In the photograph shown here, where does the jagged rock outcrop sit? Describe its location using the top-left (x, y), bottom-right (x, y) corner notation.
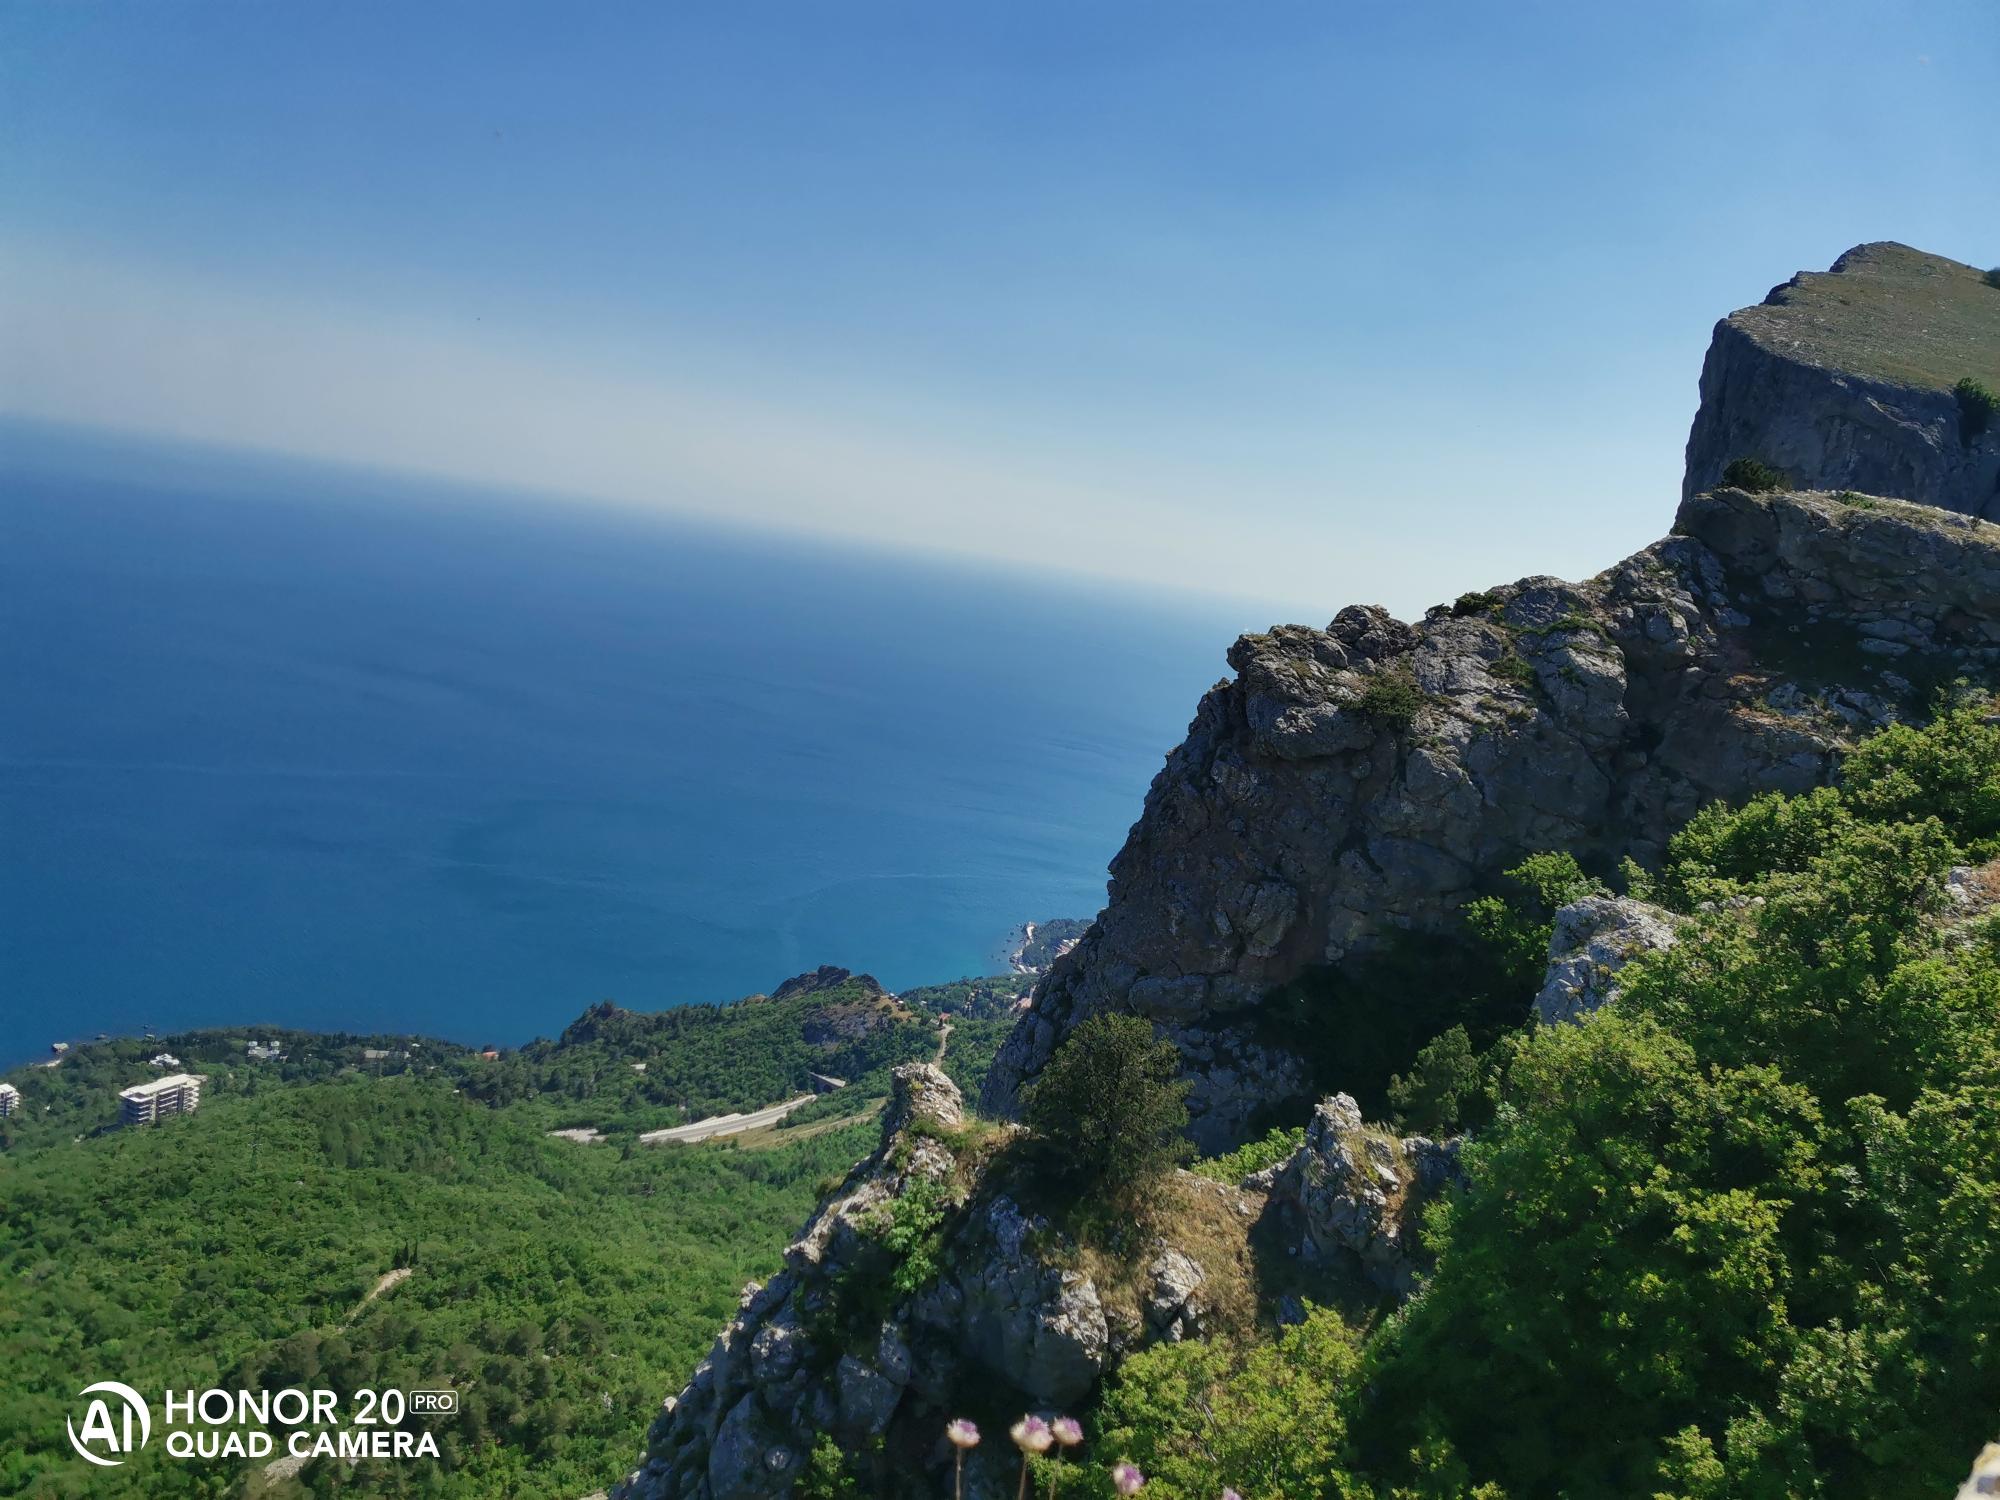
top-left (1251, 1093), bottom-right (1465, 1294)
top-left (1683, 243), bottom-right (2000, 516)
top-left (617, 1063), bottom-right (1242, 1500)
top-left (1533, 895), bottom-right (1678, 1026)
top-left (985, 486), bottom-right (2000, 1150)
top-left (1141, 1246), bottom-right (1207, 1342)
top-left (615, 1064), bottom-right (960, 1500)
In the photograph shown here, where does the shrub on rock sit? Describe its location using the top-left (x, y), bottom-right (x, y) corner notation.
top-left (1022, 1013), bottom-right (1191, 1197)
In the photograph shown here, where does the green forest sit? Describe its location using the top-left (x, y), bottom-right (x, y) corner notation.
top-left (459, 976), bottom-right (942, 1129)
top-left (0, 1076), bottom-right (877, 1498)
top-left (0, 974), bottom-right (944, 1155)
top-left (0, 969), bottom-right (1018, 1498)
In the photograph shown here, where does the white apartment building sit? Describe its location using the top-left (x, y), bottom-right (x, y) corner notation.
top-left (0, 1082), bottom-right (20, 1117)
top-left (120, 1073), bottom-right (204, 1126)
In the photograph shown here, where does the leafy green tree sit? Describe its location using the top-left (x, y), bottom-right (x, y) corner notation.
top-left (1090, 1305), bottom-right (1372, 1499)
top-left (1721, 456), bottom-right (1785, 492)
top-left (798, 1435), bottom-right (863, 1498)
top-left (1387, 1025), bottom-right (1490, 1135)
top-left (1022, 1013), bottom-right (1191, 1196)
top-left (873, 1173), bottom-right (949, 1295)
top-left (1839, 696), bottom-right (2000, 857)
top-left (1360, 709), bottom-right (2000, 1498)
top-left (1465, 850), bottom-right (1605, 991)
top-left (1367, 1008), bottom-right (1829, 1495)
top-left (1651, 785), bottom-right (1853, 907)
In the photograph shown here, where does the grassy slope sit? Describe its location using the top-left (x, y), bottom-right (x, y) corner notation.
top-left (1730, 240), bottom-right (2000, 391)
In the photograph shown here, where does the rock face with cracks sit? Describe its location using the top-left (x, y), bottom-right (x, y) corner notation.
top-left (984, 486), bottom-right (2000, 1150)
top-left (615, 1064), bottom-right (1229, 1500)
top-left (1534, 895), bottom-right (1679, 1026)
top-left (1250, 1093), bottom-right (1465, 1296)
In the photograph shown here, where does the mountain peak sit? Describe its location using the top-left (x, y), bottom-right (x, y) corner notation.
top-left (1684, 241), bottom-right (2000, 513)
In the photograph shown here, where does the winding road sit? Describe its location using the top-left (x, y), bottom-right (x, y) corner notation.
top-left (558, 1019), bottom-right (951, 1149)
top-left (637, 1093), bottom-right (824, 1146)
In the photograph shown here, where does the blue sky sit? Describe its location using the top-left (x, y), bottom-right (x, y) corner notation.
top-left (3, 1), bottom-right (1996, 615)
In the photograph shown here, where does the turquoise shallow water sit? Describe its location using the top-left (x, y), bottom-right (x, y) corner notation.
top-left (0, 422), bottom-right (1259, 1066)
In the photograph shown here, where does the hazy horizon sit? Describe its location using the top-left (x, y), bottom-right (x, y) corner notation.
top-left (5, 3), bottom-right (1997, 616)
top-left (1, 419), bottom-right (1268, 1068)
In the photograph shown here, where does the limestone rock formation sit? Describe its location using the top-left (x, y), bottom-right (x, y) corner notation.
top-left (619, 1070), bottom-right (1446, 1497)
top-left (616, 1063), bottom-right (1234, 1500)
top-left (985, 486), bottom-right (2000, 1150)
top-left (1683, 243), bottom-right (2000, 516)
top-left (1251, 1093), bottom-right (1465, 1295)
top-left (1956, 1442), bottom-right (2000, 1498)
top-left (1946, 862), bottom-right (2000, 916)
top-left (614, 1064), bottom-right (961, 1500)
top-left (1142, 1246), bottom-right (1207, 1342)
top-left (1533, 895), bottom-right (1678, 1026)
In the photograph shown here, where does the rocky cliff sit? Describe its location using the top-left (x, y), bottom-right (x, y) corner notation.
top-left (1683, 242), bottom-right (2000, 515)
top-left (983, 486), bottom-right (2000, 1149)
top-left (615, 1065), bottom-right (1459, 1500)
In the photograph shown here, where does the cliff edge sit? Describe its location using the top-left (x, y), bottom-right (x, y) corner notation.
top-left (624, 246), bottom-right (2000, 1496)
top-left (1683, 241), bottom-right (2000, 514)
top-left (984, 486), bottom-right (2000, 1149)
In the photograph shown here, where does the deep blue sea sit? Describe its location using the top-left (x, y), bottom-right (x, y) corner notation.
top-left (0, 421), bottom-right (1259, 1068)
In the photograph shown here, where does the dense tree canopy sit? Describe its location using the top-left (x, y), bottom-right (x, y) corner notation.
top-left (1087, 701), bottom-right (2000, 1499)
top-left (1023, 1012), bottom-right (1192, 1197)
top-left (0, 1078), bottom-right (875, 1499)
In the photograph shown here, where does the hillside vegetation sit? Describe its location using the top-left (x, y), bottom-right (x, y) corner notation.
top-left (481, 975), bottom-right (940, 1130)
top-left (0, 973), bottom-right (942, 1154)
top-left (0, 1078), bottom-right (876, 1498)
top-left (0, 967), bottom-right (1004, 1498)
top-left (1066, 699), bottom-right (2000, 1498)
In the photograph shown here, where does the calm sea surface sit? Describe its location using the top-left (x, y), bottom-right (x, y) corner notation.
top-left (0, 422), bottom-right (1260, 1067)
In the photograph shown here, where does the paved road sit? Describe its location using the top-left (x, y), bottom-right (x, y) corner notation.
top-left (630, 1017), bottom-right (948, 1148)
top-left (638, 1093), bottom-right (823, 1146)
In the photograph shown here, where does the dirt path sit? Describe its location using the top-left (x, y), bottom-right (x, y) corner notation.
top-left (257, 1268), bottom-right (415, 1486)
top-left (346, 1267), bottom-right (412, 1325)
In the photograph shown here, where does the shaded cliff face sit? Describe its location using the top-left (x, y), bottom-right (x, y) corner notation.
top-left (1683, 242), bottom-right (2000, 515)
top-left (984, 488), bottom-right (2000, 1150)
